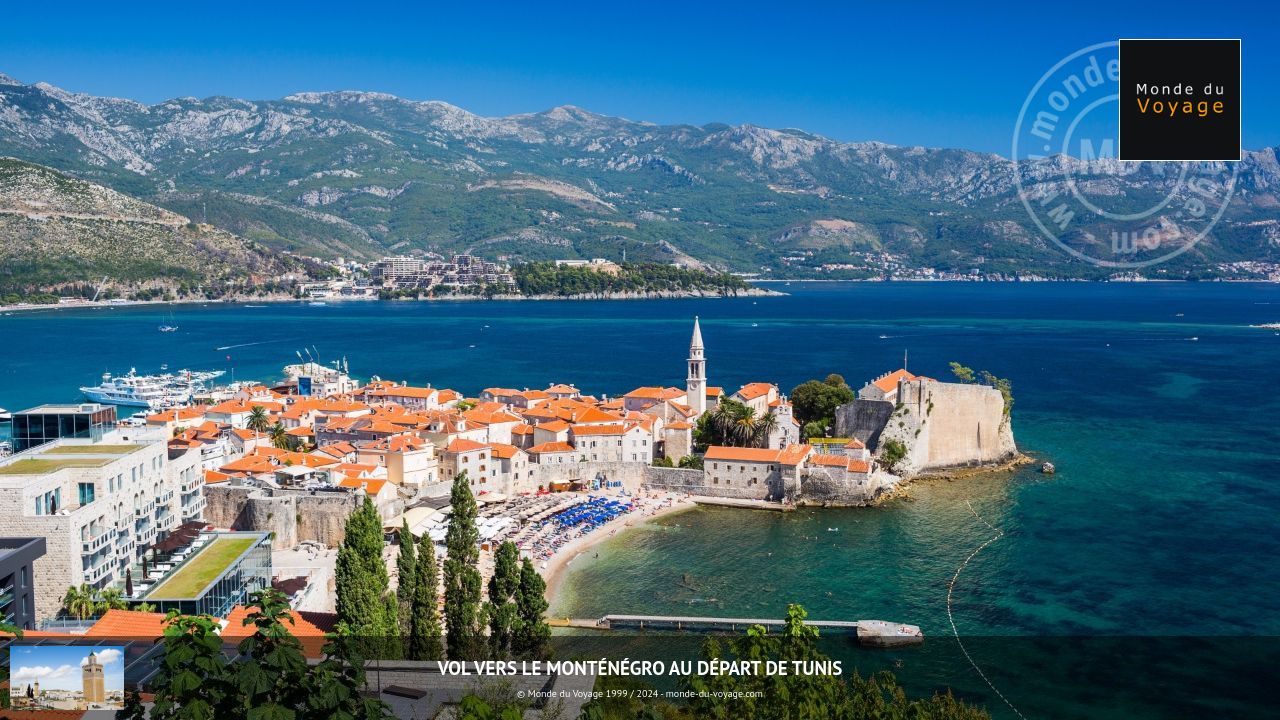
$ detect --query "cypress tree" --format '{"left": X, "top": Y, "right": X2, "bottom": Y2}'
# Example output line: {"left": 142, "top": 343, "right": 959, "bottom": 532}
{"left": 396, "top": 519, "right": 417, "bottom": 633}
{"left": 335, "top": 497, "right": 397, "bottom": 656}
{"left": 513, "top": 557, "right": 551, "bottom": 660}
{"left": 486, "top": 540, "right": 521, "bottom": 658}
{"left": 408, "top": 533, "right": 444, "bottom": 660}
{"left": 443, "top": 471, "right": 485, "bottom": 659}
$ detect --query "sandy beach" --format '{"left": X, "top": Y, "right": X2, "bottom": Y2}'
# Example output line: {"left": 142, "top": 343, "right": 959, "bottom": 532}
{"left": 539, "top": 493, "right": 696, "bottom": 610}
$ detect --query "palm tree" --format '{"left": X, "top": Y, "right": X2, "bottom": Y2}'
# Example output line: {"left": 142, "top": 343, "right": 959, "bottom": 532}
{"left": 246, "top": 405, "right": 270, "bottom": 433}
{"left": 269, "top": 422, "right": 291, "bottom": 450}
{"left": 751, "top": 411, "right": 779, "bottom": 448}
{"left": 62, "top": 583, "right": 98, "bottom": 620}
{"left": 97, "top": 587, "right": 129, "bottom": 612}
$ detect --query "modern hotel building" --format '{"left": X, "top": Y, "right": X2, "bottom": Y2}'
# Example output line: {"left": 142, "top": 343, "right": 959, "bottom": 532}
{"left": 0, "top": 427, "right": 204, "bottom": 620}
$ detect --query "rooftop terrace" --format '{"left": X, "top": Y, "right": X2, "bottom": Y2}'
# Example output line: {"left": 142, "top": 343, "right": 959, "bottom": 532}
{"left": 0, "top": 441, "right": 147, "bottom": 475}
{"left": 144, "top": 536, "right": 259, "bottom": 600}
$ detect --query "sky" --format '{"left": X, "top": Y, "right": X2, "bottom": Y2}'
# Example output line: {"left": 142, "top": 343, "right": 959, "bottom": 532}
{"left": 10, "top": 644, "right": 124, "bottom": 692}
{"left": 1, "top": 0, "right": 1275, "bottom": 154}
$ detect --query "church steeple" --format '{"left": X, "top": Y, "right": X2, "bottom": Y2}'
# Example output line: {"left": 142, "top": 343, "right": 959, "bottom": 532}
{"left": 687, "top": 316, "right": 707, "bottom": 415}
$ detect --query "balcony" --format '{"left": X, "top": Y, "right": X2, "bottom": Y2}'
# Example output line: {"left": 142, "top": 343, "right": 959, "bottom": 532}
{"left": 181, "top": 496, "right": 206, "bottom": 518}
{"left": 181, "top": 475, "right": 203, "bottom": 494}
{"left": 135, "top": 499, "right": 156, "bottom": 517}
{"left": 83, "top": 557, "right": 112, "bottom": 584}
{"left": 136, "top": 525, "right": 156, "bottom": 545}
{"left": 81, "top": 526, "right": 117, "bottom": 554}
{"left": 158, "top": 489, "right": 175, "bottom": 505}
{"left": 0, "top": 584, "right": 13, "bottom": 607}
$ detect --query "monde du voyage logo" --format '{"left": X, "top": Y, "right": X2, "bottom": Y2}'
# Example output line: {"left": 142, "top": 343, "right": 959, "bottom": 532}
{"left": 1012, "top": 40, "right": 1241, "bottom": 269}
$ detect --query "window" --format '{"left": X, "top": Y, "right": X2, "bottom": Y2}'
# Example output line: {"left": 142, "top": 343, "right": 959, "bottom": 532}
{"left": 78, "top": 482, "right": 96, "bottom": 506}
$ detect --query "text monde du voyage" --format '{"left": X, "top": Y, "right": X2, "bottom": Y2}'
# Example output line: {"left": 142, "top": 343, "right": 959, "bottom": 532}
{"left": 1134, "top": 82, "right": 1229, "bottom": 118}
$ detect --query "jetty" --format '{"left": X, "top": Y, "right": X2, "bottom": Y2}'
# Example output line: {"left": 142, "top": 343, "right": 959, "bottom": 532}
{"left": 547, "top": 614, "right": 923, "bottom": 647}
{"left": 687, "top": 496, "right": 793, "bottom": 512}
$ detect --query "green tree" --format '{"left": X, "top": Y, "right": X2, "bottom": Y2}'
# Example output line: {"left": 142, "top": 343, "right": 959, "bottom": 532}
{"left": 801, "top": 420, "right": 828, "bottom": 441}
{"left": 269, "top": 422, "right": 293, "bottom": 450}
{"left": 408, "top": 533, "right": 444, "bottom": 660}
{"left": 229, "top": 589, "right": 311, "bottom": 719}
{"left": 246, "top": 405, "right": 271, "bottom": 433}
{"left": 395, "top": 519, "right": 417, "bottom": 634}
{"left": 147, "top": 612, "right": 233, "bottom": 720}
{"left": 790, "top": 378, "right": 854, "bottom": 429}
{"left": 335, "top": 497, "right": 397, "bottom": 656}
{"left": 443, "top": 471, "right": 485, "bottom": 660}
{"left": 62, "top": 583, "right": 98, "bottom": 620}
{"left": 651, "top": 456, "right": 675, "bottom": 467}
{"left": 879, "top": 439, "right": 908, "bottom": 473}
{"left": 677, "top": 454, "right": 704, "bottom": 470}
{"left": 695, "top": 398, "right": 777, "bottom": 449}
{"left": 97, "top": 586, "right": 130, "bottom": 612}
{"left": 949, "top": 362, "right": 976, "bottom": 383}
{"left": 512, "top": 557, "right": 551, "bottom": 660}
{"left": 486, "top": 541, "right": 522, "bottom": 658}
{"left": 680, "top": 604, "right": 990, "bottom": 720}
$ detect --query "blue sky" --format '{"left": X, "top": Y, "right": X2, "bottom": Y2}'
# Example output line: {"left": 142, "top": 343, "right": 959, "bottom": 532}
{"left": 1, "top": 0, "right": 1273, "bottom": 154}
{"left": 10, "top": 644, "right": 124, "bottom": 692}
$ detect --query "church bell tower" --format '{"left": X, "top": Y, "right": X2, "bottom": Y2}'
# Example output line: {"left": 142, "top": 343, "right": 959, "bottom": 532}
{"left": 687, "top": 316, "right": 707, "bottom": 415}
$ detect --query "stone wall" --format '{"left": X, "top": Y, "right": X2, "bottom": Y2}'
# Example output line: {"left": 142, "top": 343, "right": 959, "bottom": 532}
{"left": 833, "top": 399, "right": 896, "bottom": 450}
{"left": 203, "top": 484, "right": 365, "bottom": 549}
{"left": 835, "top": 379, "right": 1016, "bottom": 478}
{"left": 640, "top": 465, "right": 766, "bottom": 497}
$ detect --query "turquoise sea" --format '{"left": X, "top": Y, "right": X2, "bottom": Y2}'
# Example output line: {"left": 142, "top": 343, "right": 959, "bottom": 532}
{"left": 2, "top": 282, "right": 1278, "bottom": 718}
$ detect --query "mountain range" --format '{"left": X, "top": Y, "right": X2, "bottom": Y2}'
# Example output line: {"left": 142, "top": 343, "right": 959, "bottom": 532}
{"left": 2, "top": 71, "right": 1279, "bottom": 284}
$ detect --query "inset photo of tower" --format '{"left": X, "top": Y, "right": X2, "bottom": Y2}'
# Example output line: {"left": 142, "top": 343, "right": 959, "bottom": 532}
{"left": 7, "top": 644, "right": 125, "bottom": 711}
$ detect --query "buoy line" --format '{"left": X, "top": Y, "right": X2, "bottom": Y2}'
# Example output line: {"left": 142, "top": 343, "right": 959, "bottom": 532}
{"left": 946, "top": 500, "right": 1028, "bottom": 720}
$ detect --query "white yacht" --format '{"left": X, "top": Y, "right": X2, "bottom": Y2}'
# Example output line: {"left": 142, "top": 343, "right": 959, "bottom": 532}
{"left": 80, "top": 368, "right": 225, "bottom": 409}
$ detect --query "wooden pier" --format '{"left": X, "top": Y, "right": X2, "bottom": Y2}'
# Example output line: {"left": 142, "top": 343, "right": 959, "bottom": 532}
{"left": 547, "top": 614, "right": 923, "bottom": 646}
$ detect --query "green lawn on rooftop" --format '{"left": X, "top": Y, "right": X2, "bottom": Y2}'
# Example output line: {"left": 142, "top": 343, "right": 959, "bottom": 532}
{"left": 0, "top": 457, "right": 115, "bottom": 475}
{"left": 44, "top": 444, "right": 142, "bottom": 455}
{"left": 145, "top": 537, "right": 257, "bottom": 599}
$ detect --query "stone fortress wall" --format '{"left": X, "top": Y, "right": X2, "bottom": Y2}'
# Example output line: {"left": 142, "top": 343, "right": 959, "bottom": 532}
{"left": 835, "top": 378, "right": 1017, "bottom": 478}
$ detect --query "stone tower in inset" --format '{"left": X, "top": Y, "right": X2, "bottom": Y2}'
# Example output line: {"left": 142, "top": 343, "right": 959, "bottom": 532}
{"left": 83, "top": 651, "right": 105, "bottom": 705}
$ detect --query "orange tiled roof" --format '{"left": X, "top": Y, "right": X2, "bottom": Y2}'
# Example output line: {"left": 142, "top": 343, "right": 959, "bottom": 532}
{"left": 445, "top": 438, "right": 489, "bottom": 453}
{"left": 489, "top": 443, "right": 525, "bottom": 459}
{"left": 848, "top": 459, "right": 871, "bottom": 473}
{"left": 222, "top": 605, "right": 331, "bottom": 657}
{"left": 85, "top": 608, "right": 171, "bottom": 640}
{"left": 871, "top": 369, "right": 917, "bottom": 393}
{"left": 527, "top": 441, "right": 575, "bottom": 454}
{"left": 337, "top": 477, "right": 388, "bottom": 495}
{"left": 546, "top": 383, "right": 579, "bottom": 394}
{"left": 571, "top": 423, "right": 626, "bottom": 436}
{"left": 809, "top": 454, "right": 852, "bottom": 467}
{"left": 286, "top": 426, "right": 315, "bottom": 437}
{"left": 572, "top": 406, "right": 625, "bottom": 424}
{"left": 146, "top": 406, "right": 206, "bottom": 422}
{"left": 778, "top": 444, "right": 813, "bottom": 466}
{"left": 735, "top": 382, "right": 775, "bottom": 401}
{"left": 666, "top": 421, "right": 694, "bottom": 430}
{"left": 205, "top": 469, "right": 233, "bottom": 484}
{"left": 704, "top": 446, "right": 782, "bottom": 463}
{"left": 625, "top": 386, "right": 684, "bottom": 400}
{"left": 706, "top": 386, "right": 724, "bottom": 397}
{"left": 844, "top": 438, "right": 866, "bottom": 449}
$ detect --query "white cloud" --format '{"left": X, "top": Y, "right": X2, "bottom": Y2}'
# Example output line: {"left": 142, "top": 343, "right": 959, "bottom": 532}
{"left": 81, "top": 648, "right": 122, "bottom": 666}
{"left": 13, "top": 664, "right": 76, "bottom": 683}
